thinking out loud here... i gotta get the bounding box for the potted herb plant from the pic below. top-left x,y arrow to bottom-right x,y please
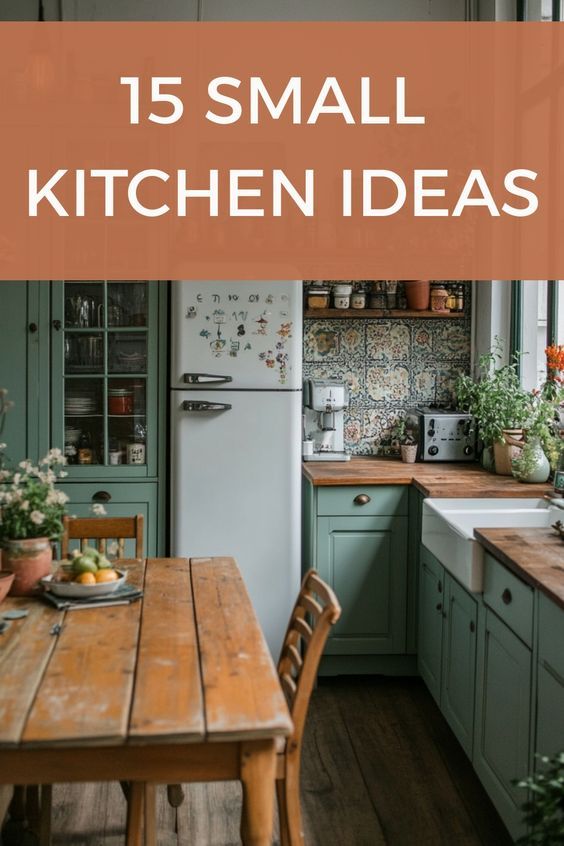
512,346 -> 564,483
455,340 -> 530,475
391,418 -> 419,464
0,449 -> 69,595
515,752 -> 564,844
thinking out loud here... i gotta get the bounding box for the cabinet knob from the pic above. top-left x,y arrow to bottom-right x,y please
502,588 -> 512,605
436,603 -> 442,612
28,322 -> 38,334
92,490 -> 112,503
353,494 -> 371,506
52,319 -> 62,331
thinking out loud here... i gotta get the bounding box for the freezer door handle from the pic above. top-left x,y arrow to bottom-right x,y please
182,400 -> 232,413
183,373 -> 233,386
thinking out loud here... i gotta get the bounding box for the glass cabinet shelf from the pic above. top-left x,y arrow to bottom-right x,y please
53,281 -> 156,473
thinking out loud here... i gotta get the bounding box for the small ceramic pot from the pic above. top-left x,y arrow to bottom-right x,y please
401,444 -> 418,464
4,537 -> 53,596
404,280 -> 430,311
0,571 -> 15,604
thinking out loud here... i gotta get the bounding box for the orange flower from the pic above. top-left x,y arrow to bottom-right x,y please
546,345 -> 564,374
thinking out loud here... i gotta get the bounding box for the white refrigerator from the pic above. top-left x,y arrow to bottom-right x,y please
170,281 -> 303,656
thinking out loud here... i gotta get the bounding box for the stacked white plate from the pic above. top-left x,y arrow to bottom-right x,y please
65,395 -> 96,416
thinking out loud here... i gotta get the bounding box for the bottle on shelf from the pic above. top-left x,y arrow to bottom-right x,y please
77,430 -> 94,465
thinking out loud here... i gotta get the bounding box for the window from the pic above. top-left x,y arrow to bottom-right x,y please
512,280 -> 564,389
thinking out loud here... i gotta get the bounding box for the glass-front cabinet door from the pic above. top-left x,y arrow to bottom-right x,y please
51,281 -> 158,477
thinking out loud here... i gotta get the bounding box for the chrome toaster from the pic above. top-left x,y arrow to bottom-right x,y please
405,407 -> 475,462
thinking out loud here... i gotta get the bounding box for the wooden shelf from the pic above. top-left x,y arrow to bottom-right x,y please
303,308 -> 466,319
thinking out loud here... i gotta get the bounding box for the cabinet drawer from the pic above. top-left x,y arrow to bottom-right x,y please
59,482 -> 159,557
483,553 -> 533,647
317,485 -> 408,517
538,593 -> 564,681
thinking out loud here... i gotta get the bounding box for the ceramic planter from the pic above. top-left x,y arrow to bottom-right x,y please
493,429 -> 524,476
4,537 -> 52,596
401,444 -> 418,464
512,438 -> 551,484
403,280 -> 430,311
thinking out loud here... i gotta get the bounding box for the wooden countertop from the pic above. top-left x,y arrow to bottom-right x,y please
302,457 -> 551,498
475,528 -> 564,610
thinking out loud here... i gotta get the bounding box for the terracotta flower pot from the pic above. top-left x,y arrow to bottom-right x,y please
0,571 -> 15,604
404,281 -> 430,311
4,537 -> 52,596
401,444 -> 418,464
493,429 -> 524,476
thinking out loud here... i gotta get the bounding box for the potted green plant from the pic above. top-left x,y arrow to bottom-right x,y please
455,340 -> 530,475
511,347 -> 564,483
391,418 -> 418,464
515,752 -> 564,844
0,448 -> 69,595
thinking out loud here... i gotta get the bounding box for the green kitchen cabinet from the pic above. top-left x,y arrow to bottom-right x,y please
417,544 -> 444,704
0,281 -> 168,556
535,593 -> 564,761
59,482 -> 158,558
303,482 -> 412,674
417,545 -> 477,757
0,282 -> 50,464
474,608 -> 532,841
441,573 -> 478,758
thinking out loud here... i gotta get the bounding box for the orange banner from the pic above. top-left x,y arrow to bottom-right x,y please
0,22 -> 563,280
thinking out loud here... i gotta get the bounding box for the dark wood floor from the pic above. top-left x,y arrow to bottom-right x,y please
41,677 -> 512,845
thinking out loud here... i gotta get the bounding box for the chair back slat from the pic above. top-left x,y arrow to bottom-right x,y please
277,569 -> 341,748
61,515 -> 144,560
293,616 -> 312,644
300,593 -> 323,620
280,672 -> 297,707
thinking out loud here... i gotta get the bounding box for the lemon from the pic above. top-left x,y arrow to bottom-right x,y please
95,569 -> 119,583
76,572 -> 96,585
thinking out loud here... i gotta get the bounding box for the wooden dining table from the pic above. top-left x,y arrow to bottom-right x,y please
0,556 -> 293,845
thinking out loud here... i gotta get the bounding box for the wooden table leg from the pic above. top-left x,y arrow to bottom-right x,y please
143,784 -> 156,846
126,782 -> 144,846
240,739 -> 276,846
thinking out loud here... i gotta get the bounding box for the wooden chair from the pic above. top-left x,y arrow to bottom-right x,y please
275,569 -> 341,846
61,514 -> 144,560
159,570 -> 340,846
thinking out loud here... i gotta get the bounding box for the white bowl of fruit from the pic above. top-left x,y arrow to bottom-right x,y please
42,547 -> 127,597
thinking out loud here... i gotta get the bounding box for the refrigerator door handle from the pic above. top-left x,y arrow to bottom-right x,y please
183,373 -> 233,386
182,400 -> 232,413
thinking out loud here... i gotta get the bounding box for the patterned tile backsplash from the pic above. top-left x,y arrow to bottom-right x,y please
303,283 -> 472,454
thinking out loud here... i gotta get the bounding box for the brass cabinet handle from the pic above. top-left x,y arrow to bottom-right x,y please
438,580 -> 443,594
470,621 -> 476,633
436,603 -> 442,612
502,588 -> 512,605
353,494 -> 371,506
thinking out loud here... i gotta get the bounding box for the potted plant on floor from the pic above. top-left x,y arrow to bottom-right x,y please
455,339 -> 530,475
515,751 -> 564,844
391,418 -> 419,464
0,449 -> 69,595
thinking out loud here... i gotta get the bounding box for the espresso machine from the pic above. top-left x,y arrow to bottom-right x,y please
303,379 -> 351,461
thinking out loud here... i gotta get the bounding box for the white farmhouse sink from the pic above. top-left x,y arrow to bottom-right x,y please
421,498 -> 557,593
